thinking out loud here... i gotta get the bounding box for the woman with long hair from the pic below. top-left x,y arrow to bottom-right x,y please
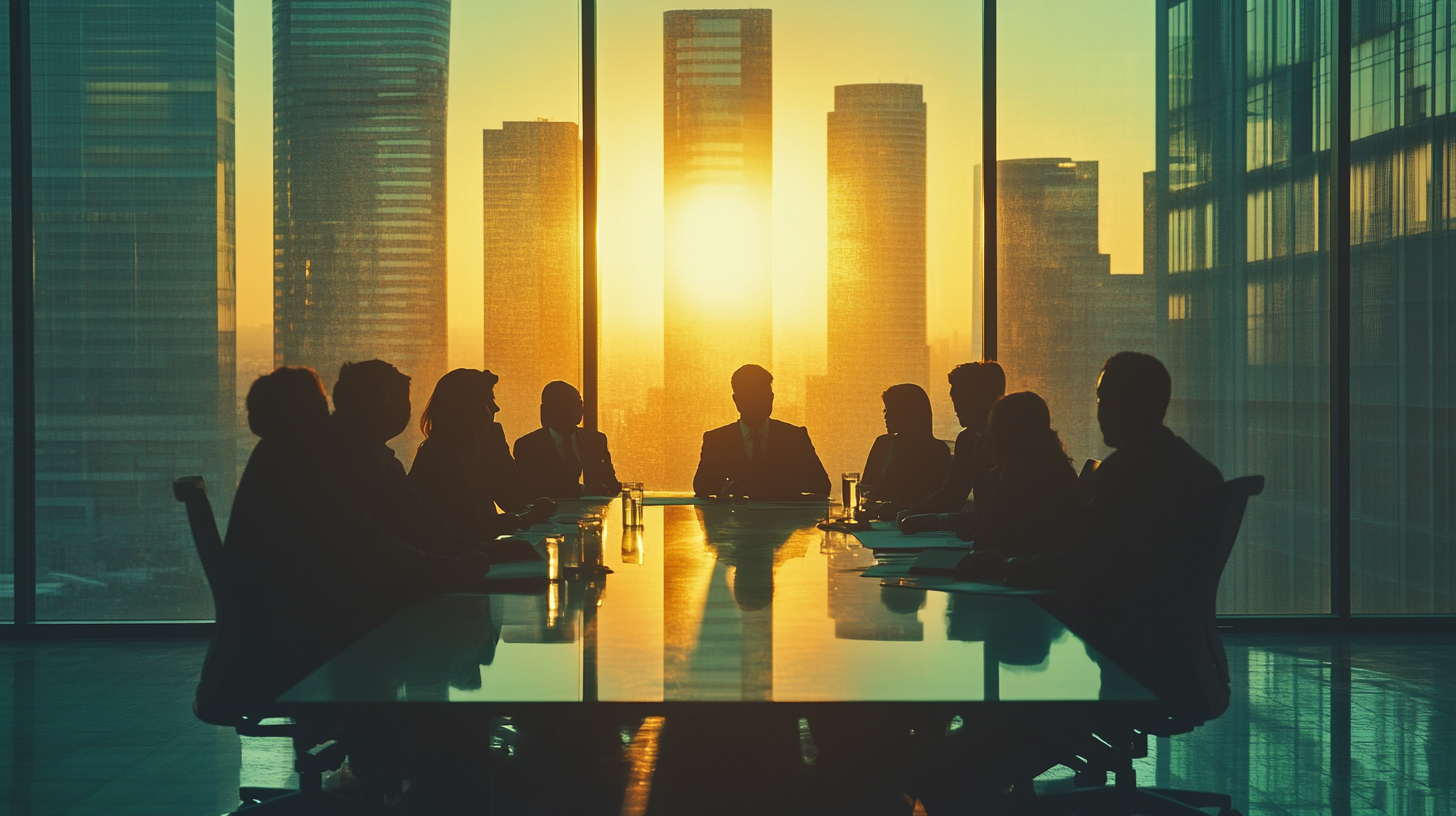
954,390 -> 1079,557
858,383 -> 952,518
408,368 -> 554,540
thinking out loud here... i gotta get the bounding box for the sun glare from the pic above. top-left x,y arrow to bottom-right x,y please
666,188 -> 771,314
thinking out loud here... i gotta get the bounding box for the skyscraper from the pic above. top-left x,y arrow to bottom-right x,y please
1156,0 -> 1453,614
482,121 -> 582,443
998,158 -> 1154,463
273,0 -> 450,408
26,0 -> 236,618
661,8 -> 773,488
812,84 -> 929,478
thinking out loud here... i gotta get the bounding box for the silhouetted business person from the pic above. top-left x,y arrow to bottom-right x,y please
409,369 -> 556,540
693,364 -> 831,501
324,360 -> 482,556
222,367 -> 489,710
859,383 -> 952,517
513,381 -> 622,499
957,352 -> 1225,719
952,391 -> 1079,558
900,361 -> 1005,516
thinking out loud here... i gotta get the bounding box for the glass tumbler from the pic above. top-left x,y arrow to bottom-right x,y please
841,472 -> 862,519
622,481 -> 645,528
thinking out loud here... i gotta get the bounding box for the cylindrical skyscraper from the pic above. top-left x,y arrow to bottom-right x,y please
273,0 -> 450,415
813,83 -> 929,479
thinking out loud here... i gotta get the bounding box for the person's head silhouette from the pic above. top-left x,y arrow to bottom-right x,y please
246,366 -> 328,440
540,381 -> 584,436
332,360 -> 412,444
988,391 -> 1067,471
882,383 -> 934,438
1096,352 -> 1172,448
731,364 -> 774,428
947,361 -> 1006,431
420,368 -> 499,440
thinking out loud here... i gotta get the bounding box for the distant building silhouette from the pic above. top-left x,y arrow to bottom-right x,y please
998,158 -> 1154,463
482,121 -> 582,442
810,84 -> 929,479
272,0 -> 449,414
19,1 -> 237,618
660,9 -> 774,488
1156,1 -> 1454,614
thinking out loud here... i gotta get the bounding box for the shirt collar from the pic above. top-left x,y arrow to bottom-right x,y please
548,427 -> 577,447
739,419 -> 771,440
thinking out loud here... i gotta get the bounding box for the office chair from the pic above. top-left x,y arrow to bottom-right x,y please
1027,475 -> 1264,816
173,476 -> 352,814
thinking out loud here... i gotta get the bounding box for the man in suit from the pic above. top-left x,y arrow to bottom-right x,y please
693,364 -> 831,501
513,381 -> 621,499
899,361 -> 1006,520
956,351 -> 1226,719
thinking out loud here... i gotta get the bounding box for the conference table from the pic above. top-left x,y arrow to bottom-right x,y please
277,497 -> 1160,723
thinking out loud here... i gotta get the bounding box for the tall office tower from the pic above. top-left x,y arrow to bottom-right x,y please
661,9 -> 773,489
1157,0 -> 1453,614
811,84 -> 929,479
482,121 -> 582,443
273,0 -> 450,410
26,1 -> 236,619
998,158 -> 1154,465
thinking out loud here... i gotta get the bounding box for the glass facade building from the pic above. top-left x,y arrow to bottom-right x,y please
811,83 -> 930,479
999,158 -> 1156,465
481,120 -> 582,444
24,0 -> 236,619
658,8 -> 773,489
272,0 -> 449,425
1157,0 -> 1453,614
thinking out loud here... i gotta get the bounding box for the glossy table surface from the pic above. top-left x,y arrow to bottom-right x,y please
279,499 -> 1157,708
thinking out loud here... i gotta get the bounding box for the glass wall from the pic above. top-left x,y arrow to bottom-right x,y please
596,0 -> 983,491
1349,0 -> 1456,613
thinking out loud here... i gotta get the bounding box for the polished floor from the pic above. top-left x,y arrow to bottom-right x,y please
0,634 -> 1452,815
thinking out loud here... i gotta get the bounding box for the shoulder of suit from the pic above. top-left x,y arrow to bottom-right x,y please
769,418 -> 808,434
706,422 -> 739,439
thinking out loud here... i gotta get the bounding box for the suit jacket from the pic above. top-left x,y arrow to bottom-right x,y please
693,418 -> 831,501
956,451 -> 1079,559
513,426 -> 621,500
1006,425 -> 1224,721
410,434 -> 523,540
860,433 -> 953,508
219,435 -> 468,713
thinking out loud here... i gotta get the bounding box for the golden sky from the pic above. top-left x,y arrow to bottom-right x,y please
234,1 -> 1153,378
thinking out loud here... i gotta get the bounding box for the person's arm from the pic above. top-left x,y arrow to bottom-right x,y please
797,426 -> 832,498
481,422 -> 528,512
901,429 -> 976,516
511,432 -> 551,501
587,431 -> 622,495
693,432 -> 722,498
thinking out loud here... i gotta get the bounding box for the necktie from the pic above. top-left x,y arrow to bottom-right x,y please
750,429 -> 765,463
560,435 -> 582,482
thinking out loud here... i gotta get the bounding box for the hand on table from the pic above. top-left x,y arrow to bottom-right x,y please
954,550 -> 1009,583
518,497 -> 557,527
897,513 -> 940,535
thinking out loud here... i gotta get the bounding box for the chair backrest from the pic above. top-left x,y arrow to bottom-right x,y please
1184,475 -> 1264,727
1076,458 -> 1100,505
173,476 -> 243,726
173,476 -> 224,592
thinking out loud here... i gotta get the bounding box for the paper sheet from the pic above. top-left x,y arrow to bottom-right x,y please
887,575 -> 1047,595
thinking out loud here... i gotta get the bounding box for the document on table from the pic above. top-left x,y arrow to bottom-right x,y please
848,522 -> 970,552
885,575 -> 1047,595
643,496 -> 715,506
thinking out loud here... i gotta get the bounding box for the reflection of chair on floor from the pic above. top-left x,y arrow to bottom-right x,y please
1030,475 -> 1264,816
173,476 -> 349,814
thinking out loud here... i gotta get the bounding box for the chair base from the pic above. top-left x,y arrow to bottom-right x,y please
1028,785 -> 1239,816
